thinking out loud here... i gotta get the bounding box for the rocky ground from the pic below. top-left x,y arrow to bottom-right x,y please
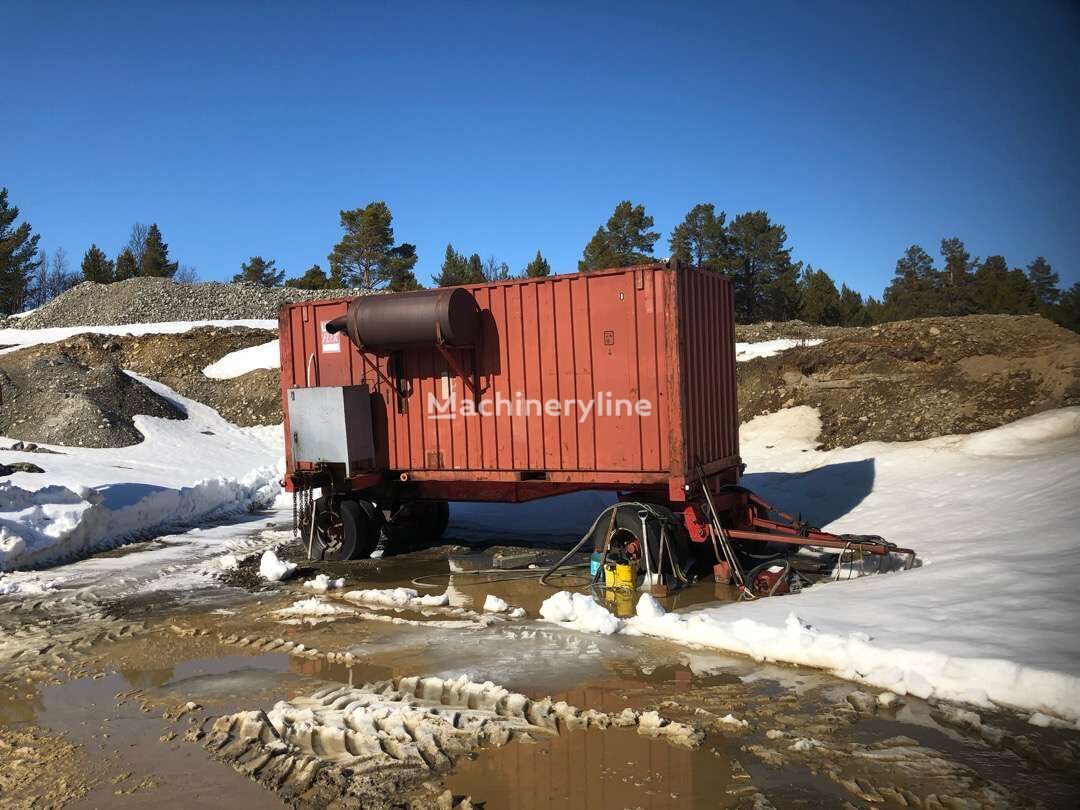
2,277 -> 363,329
0,326 -> 279,446
738,314 -> 1080,448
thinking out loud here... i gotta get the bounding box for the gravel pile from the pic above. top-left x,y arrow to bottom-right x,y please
0,353 -> 186,448
738,314 -> 1080,448
6,278 -> 365,329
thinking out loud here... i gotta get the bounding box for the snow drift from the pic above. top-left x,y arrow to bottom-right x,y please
0,373 -> 283,570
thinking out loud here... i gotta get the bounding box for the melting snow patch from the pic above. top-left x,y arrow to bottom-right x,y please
735,338 -> 823,362
275,598 -> 353,617
302,573 -> 345,593
342,588 -> 450,609
202,339 -> 280,379
539,591 -> 623,635
216,554 -> 241,571
483,594 -> 509,612
259,549 -> 296,582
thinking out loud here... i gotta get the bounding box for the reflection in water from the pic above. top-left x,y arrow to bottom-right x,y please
447,726 -> 730,810
120,666 -> 175,688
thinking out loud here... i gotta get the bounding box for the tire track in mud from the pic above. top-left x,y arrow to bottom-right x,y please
200,675 -> 703,809
0,527 -> 291,688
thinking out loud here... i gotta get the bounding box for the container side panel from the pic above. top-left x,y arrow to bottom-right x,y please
522,282 -> 545,469
570,276 -> 597,471
552,278 -> 579,469
588,272 -> 640,471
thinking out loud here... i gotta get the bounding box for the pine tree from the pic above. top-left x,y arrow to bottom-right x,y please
579,201 -> 659,272
524,250 -> 551,277
1026,257 -> 1059,308
385,244 -> 423,291
81,244 -> 114,283
434,244 -> 470,287
882,245 -> 938,320
940,237 -> 976,315
114,249 -> 138,281
1055,283 -> 1080,333
0,188 -> 41,315
233,256 -> 285,286
139,224 -> 178,277
838,284 -> 869,326
720,211 -> 801,321
286,265 -> 331,290
327,202 -> 416,291
799,267 -> 841,325
466,254 -> 485,284
669,203 -> 728,271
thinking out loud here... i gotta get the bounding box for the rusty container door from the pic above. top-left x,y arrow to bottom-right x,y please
673,268 -> 740,482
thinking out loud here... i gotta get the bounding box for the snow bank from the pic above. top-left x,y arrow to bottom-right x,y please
735,338 -> 823,362
342,588 -> 450,609
554,408 -> 1080,723
203,339 -> 280,379
0,374 -> 283,570
0,319 -> 276,356
258,549 -> 296,581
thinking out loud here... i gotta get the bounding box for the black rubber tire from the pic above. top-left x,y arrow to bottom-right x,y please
315,498 -> 380,561
383,500 -> 450,548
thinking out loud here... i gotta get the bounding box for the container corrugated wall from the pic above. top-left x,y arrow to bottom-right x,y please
676,269 -> 740,475
281,264 -> 739,483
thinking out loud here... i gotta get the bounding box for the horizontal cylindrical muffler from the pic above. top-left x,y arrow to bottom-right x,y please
326,287 -> 481,350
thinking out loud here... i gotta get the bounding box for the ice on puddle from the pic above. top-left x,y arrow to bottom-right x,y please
303,573 -> 345,593
259,549 -> 297,582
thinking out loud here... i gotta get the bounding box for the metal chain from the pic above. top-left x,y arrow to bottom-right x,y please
291,474 -> 315,542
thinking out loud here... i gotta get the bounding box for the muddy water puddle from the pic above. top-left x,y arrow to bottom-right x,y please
446,725 -> 731,810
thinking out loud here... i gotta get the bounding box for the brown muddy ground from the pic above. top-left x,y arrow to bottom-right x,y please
2,522 -> 1078,809
738,314 -> 1080,448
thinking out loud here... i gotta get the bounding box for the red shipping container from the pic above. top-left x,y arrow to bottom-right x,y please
279,261 -> 740,506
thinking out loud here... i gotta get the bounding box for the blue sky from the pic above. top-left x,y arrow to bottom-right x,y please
4,1 -> 1078,294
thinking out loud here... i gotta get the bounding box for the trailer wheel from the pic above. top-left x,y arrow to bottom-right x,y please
383,500 -> 450,548
311,498 -> 380,561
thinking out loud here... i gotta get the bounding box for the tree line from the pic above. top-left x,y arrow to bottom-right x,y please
0,188 -> 192,312
2,187 -> 1076,331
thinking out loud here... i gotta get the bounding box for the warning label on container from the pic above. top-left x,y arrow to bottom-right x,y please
320,320 -> 341,353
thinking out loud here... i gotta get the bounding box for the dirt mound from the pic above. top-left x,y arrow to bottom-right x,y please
735,319 -> 851,342
0,353 -> 186,448
2,327 -> 283,430
738,314 -> 1080,448
8,277 -> 363,329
